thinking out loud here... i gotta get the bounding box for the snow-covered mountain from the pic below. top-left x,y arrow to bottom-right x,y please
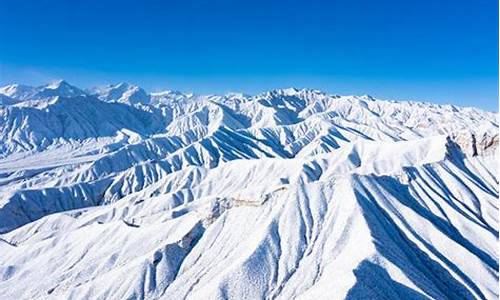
0,80 -> 86,101
0,81 -> 498,299
35,80 -> 87,99
0,83 -> 37,100
89,82 -> 151,105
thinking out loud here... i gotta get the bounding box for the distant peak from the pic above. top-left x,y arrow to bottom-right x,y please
360,94 -> 375,101
224,92 -> 251,99
151,90 -> 184,96
262,87 -> 329,100
33,80 -> 86,99
0,83 -> 28,90
283,87 -> 300,94
46,79 -> 69,89
0,84 -> 37,100
90,82 -> 149,104
111,83 -> 145,93
44,80 -> 83,92
115,82 -> 131,89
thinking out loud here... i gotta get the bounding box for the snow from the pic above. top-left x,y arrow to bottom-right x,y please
90,82 -> 151,105
0,84 -> 37,101
0,81 -> 498,299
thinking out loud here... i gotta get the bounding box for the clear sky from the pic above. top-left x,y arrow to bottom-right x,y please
0,0 -> 498,110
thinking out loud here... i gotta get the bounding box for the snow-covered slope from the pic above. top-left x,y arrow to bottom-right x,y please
0,81 -> 498,299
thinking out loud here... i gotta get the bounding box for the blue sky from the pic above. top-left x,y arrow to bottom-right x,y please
0,0 -> 498,110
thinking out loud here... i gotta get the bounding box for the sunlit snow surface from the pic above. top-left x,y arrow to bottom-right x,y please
0,81 -> 498,299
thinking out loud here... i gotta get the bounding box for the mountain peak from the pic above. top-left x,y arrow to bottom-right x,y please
92,82 -> 150,104
0,83 -> 37,100
46,79 -> 68,89
35,80 -> 86,98
282,87 -> 300,94
360,94 -> 375,101
113,82 -> 134,90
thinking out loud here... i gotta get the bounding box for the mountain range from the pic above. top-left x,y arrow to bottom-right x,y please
0,80 -> 498,299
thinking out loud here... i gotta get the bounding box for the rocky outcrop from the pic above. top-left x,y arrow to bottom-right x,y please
448,131 -> 498,157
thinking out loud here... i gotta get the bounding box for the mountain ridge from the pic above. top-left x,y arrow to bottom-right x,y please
1,80 -> 497,112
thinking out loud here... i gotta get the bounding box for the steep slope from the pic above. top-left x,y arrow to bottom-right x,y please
0,82 -> 497,299
0,136 -> 497,299
0,94 -> 19,106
